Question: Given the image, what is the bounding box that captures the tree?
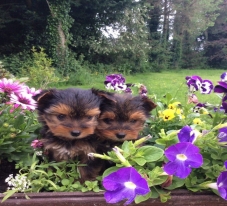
[204,0,227,68]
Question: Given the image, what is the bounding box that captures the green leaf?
[133,157,146,166]
[61,179,70,186]
[46,180,58,189]
[136,146,164,162]
[102,166,119,178]
[1,190,18,203]
[13,114,24,128]
[135,191,152,204]
[165,176,185,190]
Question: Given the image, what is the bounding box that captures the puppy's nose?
[71,130,81,137]
[116,133,126,139]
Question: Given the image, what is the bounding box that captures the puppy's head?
[94,91,156,142]
[33,88,101,140]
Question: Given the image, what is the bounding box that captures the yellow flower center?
[176,154,187,161]
[124,181,136,189]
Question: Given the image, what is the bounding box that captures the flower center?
[176,154,187,161]
[124,181,136,189]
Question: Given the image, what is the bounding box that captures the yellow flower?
[168,102,181,109]
[161,109,175,121]
[193,118,202,125]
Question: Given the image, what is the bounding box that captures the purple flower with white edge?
[186,76,213,94]
[104,74,127,91]
[102,167,150,205]
[9,92,37,110]
[164,142,203,179]
[221,72,227,82]
[178,126,197,143]
[0,78,24,94]
[186,76,203,92]
[199,79,213,94]
[218,127,227,142]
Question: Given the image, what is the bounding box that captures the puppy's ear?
[33,89,56,110]
[91,88,116,103]
[141,96,157,112]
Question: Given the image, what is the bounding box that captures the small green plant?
[21,47,60,89]
[2,154,101,202]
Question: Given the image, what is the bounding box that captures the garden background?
[0,0,227,90]
[2,1,227,205]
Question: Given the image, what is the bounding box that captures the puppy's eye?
[130,119,137,123]
[87,116,93,120]
[103,118,113,124]
[57,114,66,121]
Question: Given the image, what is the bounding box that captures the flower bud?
[10,133,16,138]
[3,123,9,128]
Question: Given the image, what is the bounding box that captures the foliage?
[0,105,39,163]
[0,78,40,163]
[2,71,227,205]
[0,61,14,79]
[2,154,101,203]
[1,51,31,76]
[20,47,61,89]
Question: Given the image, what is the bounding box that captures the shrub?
[20,47,60,89]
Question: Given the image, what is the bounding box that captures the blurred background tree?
[0,0,226,84]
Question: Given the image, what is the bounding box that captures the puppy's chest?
[43,138,96,161]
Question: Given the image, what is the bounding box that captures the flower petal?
[214,81,227,93]
[178,126,195,143]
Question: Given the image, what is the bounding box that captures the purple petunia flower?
[218,127,227,142]
[186,76,213,94]
[0,78,25,94]
[221,72,227,82]
[163,142,203,179]
[178,126,196,143]
[102,167,150,205]
[217,171,227,200]
[104,74,127,91]
[8,92,37,110]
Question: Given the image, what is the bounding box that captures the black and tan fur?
[33,88,102,182]
[93,90,157,153]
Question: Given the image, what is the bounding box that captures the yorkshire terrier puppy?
[93,90,157,153]
[33,88,102,182]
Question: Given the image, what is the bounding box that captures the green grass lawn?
[62,69,226,105]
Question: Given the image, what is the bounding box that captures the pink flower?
[9,92,37,110]
[31,140,43,149]
[24,86,41,96]
[0,78,24,94]
[187,94,199,104]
